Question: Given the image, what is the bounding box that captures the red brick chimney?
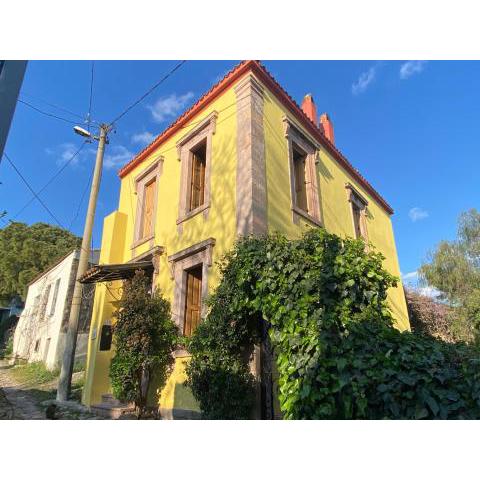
[301,94,317,125]
[319,113,335,144]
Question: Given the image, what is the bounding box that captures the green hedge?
[186,228,480,419]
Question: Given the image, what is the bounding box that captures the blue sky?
[1,60,479,285]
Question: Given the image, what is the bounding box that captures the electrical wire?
[3,152,65,228]
[20,92,85,122]
[10,141,87,222]
[17,99,80,125]
[87,61,95,131]
[109,60,187,126]
[68,161,94,230]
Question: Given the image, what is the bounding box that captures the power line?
[87,61,95,130]
[17,99,80,125]
[3,151,65,228]
[68,160,94,230]
[20,92,85,121]
[10,141,87,221]
[109,60,187,126]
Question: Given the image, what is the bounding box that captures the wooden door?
[184,266,202,336]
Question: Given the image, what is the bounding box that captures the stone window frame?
[176,111,217,233]
[131,156,164,249]
[168,238,215,336]
[283,116,322,227]
[345,182,369,242]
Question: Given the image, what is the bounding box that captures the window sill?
[131,234,155,250]
[176,202,210,225]
[292,206,322,227]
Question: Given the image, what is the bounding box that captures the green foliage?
[0,222,80,305]
[186,227,480,419]
[109,270,178,416]
[405,288,457,343]
[420,209,480,343]
[10,361,59,386]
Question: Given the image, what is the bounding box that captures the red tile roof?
[118,60,394,215]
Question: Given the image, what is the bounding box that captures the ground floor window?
[183,265,203,337]
[168,238,215,337]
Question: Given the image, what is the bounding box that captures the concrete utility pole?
[57,123,110,401]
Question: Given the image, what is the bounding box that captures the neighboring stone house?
[81,60,410,418]
[12,249,100,370]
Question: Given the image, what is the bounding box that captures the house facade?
[82,60,410,417]
[12,249,99,370]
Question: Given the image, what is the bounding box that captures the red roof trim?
[118,60,394,215]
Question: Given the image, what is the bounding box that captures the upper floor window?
[132,158,163,248]
[284,117,322,226]
[346,183,368,241]
[292,145,308,213]
[189,141,207,212]
[176,111,217,232]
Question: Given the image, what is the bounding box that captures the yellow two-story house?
[81,60,410,418]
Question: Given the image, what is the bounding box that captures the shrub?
[186,228,480,419]
[405,288,458,342]
[109,270,178,417]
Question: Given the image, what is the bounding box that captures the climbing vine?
[186,228,480,419]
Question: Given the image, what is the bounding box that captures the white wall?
[12,250,83,370]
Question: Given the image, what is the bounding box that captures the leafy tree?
[0,222,80,305]
[109,270,178,417]
[420,209,480,342]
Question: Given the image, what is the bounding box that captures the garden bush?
[109,270,178,417]
[186,228,480,419]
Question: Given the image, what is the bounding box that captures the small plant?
[10,361,59,386]
[109,270,178,417]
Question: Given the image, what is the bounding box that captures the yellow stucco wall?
[262,86,409,331]
[83,72,409,411]
[83,87,239,407]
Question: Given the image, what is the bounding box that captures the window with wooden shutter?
[141,179,156,239]
[293,146,308,212]
[352,203,363,239]
[183,265,202,336]
[189,141,206,211]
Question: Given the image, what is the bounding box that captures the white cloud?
[402,270,419,282]
[147,92,194,123]
[46,143,86,167]
[409,207,429,222]
[103,145,134,169]
[131,131,155,146]
[400,61,427,80]
[416,285,442,300]
[352,66,377,95]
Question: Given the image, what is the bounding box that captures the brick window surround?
[132,157,164,248]
[168,238,215,335]
[345,183,369,242]
[283,116,322,226]
[176,111,217,233]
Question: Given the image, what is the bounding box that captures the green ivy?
[186,228,480,419]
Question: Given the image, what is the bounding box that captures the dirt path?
[0,361,45,419]
[0,360,101,420]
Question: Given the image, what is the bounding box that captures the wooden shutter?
[352,204,362,239]
[189,143,206,211]
[183,266,202,336]
[141,179,155,238]
[294,150,308,212]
